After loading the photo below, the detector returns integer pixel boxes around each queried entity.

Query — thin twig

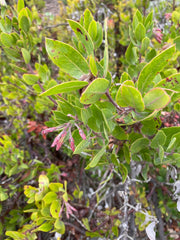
[106,89,122,112]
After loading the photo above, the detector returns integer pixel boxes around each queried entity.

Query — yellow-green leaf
[80,78,109,104]
[40,81,88,97]
[45,38,89,79]
[144,88,170,110]
[137,45,176,93]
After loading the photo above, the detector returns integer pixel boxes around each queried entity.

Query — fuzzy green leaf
[135,23,146,42]
[144,88,170,110]
[137,45,176,93]
[40,81,88,97]
[80,78,109,104]
[151,130,166,149]
[1,33,15,47]
[85,145,107,169]
[21,48,31,64]
[116,83,144,112]
[68,20,94,56]
[45,38,89,79]
[130,138,149,154]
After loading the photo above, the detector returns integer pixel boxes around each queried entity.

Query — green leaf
[116,83,145,112]
[135,23,146,42]
[68,20,94,56]
[144,88,170,110]
[155,73,180,92]
[49,183,64,192]
[80,78,109,104]
[40,81,88,97]
[6,231,25,239]
[85,145,107,169]
[19,16,30,33]
[43,192,57,205]
[123,143,131,164]
[112,126,128,140]
[21,48,31,64]
[145,48,156,62]
[54,219,65,234]
[37,222,53,232]
[50,200,61,218]
[125,42,137,65]
[23,74,39,85]
[137,45,176,93]
[39,175,49,189]
[88,20,97,41]
[45,38,89,79]
[174,36,180,51]
[84,9,93,30]
[74,138,90,154]
[151,130,166,149]
[119,164,128,183]
[141,37,150,54]
[17,0,24,13]
[89,55,97,76]
[144,11,153,28]
[103,18,108,77]
[0,191,8,201]
[1,33,15,47]
[159,145,164,163]
[94,22,103,49]
[161,127,180,148]
[10,64,26,73]
[120,72,131,83]
[130,138,149,154]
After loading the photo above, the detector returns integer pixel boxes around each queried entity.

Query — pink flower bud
[41,127,56,139]
[56,131,67,151]
[78,128,86,140]
[51,130,67,150]
[69,136,75,152]
[153,28,163,43]
[165,13,172,20]
[75,123,86,140]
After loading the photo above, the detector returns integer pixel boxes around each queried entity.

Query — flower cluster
[41,122,86,152]
[165,13,172,20]
[153,28,163,43]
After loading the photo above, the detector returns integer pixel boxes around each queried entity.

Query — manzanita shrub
[1,0,180,239]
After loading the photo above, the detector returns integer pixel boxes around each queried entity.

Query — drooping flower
[64,201,77,219]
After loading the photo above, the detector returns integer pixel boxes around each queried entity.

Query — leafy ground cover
[0,0,180,239]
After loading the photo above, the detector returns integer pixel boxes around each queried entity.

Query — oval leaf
[151,130,166,149]
[50,200,61,218]
[45,38,89,79]
[144,88,170,110]
[80,78,109,104]
[130,138,149,154]
[116,84,145,112]
[40,81,88,97]
[137,45,176,93]
[135,23,146,42]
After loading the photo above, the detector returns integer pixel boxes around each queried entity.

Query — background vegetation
[0,0,180,239]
